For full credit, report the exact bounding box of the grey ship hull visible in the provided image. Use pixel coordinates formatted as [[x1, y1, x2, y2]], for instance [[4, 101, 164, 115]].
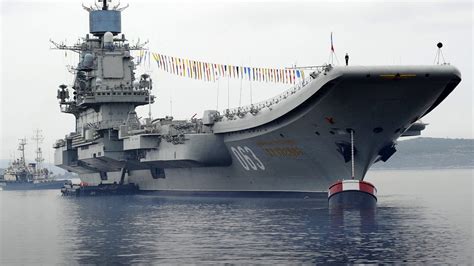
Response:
[[0, 180, 68, 191], [66, 65, 461, 194]]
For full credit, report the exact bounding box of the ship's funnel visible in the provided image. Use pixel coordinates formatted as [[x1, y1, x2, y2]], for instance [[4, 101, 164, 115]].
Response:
[[89, 10, 121, 36]]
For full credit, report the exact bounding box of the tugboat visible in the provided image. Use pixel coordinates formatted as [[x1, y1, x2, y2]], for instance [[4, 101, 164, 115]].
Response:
[[0, 131, 70, 191], [61, 181, 138, 196]]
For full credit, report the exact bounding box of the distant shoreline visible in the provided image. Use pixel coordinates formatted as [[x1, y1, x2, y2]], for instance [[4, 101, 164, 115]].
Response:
[[370, 137, 473, 170], [370, 167, 473, 171]]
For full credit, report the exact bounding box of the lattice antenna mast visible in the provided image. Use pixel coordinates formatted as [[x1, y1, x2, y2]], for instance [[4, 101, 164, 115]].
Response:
[[32, 129, 45, 171], [17, 138, 27, 167]]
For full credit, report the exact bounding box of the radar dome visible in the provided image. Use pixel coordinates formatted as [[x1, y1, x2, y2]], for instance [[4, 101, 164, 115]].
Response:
[[104, 32, 113, 43], [82, 54, 94, 68], [103, 32, 114, 48]]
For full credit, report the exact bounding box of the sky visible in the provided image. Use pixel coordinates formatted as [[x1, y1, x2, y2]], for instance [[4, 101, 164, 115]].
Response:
[[0, 0, 472, 162]]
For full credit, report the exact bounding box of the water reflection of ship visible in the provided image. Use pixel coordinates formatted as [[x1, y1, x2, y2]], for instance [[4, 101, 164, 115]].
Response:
[[329, 205, 377, 232], [0, 130, 69, 190], [58, 196, 428, 264]]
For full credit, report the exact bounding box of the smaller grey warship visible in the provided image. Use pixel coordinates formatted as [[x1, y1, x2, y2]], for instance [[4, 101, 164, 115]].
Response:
[[53, 1, 461, 197], [0, 130, 69, 191]]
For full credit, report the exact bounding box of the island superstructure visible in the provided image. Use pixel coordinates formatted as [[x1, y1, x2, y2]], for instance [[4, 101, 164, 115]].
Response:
[[52, 1, 461, 195]]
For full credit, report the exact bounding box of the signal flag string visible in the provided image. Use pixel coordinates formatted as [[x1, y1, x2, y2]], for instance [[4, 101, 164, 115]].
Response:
[[150, 52, 304, 84]]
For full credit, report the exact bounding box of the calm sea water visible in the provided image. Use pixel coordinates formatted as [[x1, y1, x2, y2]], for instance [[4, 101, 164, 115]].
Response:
[[1, 169, 472, 264]]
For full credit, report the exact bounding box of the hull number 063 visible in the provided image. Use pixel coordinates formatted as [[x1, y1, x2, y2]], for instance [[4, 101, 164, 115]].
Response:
[[231, 146, 265, 171]]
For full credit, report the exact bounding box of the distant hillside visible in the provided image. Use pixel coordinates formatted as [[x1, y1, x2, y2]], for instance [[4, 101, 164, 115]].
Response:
[[1, 138, 472, 174], [372, 137, 473, 170]]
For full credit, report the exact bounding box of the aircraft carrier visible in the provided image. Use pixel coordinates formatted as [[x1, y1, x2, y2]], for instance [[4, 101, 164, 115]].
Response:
[[52, 1, 461, 196]]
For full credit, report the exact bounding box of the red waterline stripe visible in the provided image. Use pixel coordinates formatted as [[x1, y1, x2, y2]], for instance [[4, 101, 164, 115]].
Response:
[[328, 182, 343, 196]]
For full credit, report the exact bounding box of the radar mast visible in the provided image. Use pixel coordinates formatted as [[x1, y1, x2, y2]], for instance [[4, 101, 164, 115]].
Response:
[[32, 129, 45, 175], [102, 0, 109, 10], [17, 138, 27, 168]]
